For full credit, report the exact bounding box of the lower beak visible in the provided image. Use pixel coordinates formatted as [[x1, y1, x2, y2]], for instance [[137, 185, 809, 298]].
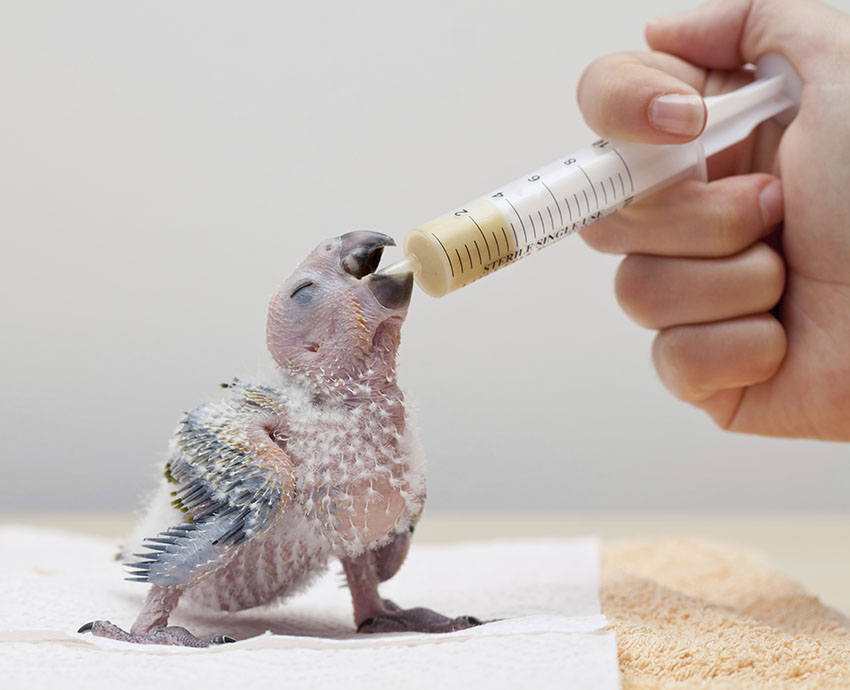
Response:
[[367, 272, 414, 310]]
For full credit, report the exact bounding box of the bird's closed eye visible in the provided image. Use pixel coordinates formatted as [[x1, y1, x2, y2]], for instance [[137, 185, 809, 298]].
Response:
[[290, 282, 315, 304]]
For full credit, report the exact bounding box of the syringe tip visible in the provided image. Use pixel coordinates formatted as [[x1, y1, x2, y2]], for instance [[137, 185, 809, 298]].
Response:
[[379, 255, 420, 277]]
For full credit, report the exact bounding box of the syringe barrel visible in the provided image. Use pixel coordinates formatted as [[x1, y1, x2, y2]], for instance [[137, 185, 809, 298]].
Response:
[[400, 53, 799, 298], [406, 138, 705, 297]]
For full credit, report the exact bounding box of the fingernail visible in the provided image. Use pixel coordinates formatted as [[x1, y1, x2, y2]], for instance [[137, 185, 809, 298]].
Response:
[[759, 180, 783, 227], [649, 94, 705, 137]]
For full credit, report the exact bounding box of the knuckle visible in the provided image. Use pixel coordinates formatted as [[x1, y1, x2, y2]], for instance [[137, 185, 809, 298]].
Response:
[[652, 329, 705, 402], [750, 315, 787, 378], [760, 241, 786, 280], [711, 194, 747, 255], [751, 243, 787, 305], [615, 256, 662, 328], [709, 176, 773, 255], [580, 216, 627, 253]]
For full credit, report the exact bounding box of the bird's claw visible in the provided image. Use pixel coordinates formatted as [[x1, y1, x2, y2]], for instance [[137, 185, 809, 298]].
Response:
[[77, 619, 235, 647], [357, 617, 377, 632], [357, 607, 482, 634]]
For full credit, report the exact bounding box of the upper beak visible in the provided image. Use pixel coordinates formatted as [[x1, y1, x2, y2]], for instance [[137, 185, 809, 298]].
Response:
[[339, 231, 395, 279]]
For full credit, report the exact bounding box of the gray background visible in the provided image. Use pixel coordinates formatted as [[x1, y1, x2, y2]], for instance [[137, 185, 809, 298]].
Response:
[[1, 0, 847, 513]]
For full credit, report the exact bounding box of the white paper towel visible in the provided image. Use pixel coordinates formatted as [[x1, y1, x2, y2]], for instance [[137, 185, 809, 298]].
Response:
[[0, 526, 620, 689]]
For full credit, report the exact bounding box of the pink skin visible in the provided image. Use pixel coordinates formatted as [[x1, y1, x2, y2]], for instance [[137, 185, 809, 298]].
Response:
[[79, 233, 480, 646], [266, 235, 414, 545], [268, 235, 480, 633], [266, 234, 410, 433]]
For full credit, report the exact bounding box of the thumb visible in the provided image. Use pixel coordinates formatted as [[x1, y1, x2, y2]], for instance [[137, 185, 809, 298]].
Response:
[[646, 0, 850, 81]]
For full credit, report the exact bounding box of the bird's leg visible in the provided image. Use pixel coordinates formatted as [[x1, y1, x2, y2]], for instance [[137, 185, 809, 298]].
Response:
[[341, 549, 482, 634], [374, 527, 413, 582], [78, 585, 235, 647]]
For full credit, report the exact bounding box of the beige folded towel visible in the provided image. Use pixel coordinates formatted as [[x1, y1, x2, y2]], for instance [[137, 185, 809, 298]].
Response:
[[601, 539, 850, 690]]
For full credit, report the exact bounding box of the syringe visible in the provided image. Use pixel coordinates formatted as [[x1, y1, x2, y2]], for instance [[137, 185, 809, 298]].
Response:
[[381, 54, 802, 298]]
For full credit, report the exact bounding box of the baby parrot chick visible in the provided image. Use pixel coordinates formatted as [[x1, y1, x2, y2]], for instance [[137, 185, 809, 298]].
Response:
[[79, 232, 480, 646]]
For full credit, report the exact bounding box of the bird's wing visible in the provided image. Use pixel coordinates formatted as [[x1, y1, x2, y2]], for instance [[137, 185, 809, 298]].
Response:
[[127, 381, 294, 588]]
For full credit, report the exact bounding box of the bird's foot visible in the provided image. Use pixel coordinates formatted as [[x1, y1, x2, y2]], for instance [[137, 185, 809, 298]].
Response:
[[356, 602, 482, 634], [78, 620, 235, 647]]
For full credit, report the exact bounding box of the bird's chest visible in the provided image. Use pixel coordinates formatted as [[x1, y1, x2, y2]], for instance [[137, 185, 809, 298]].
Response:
[[287, 404, 414, 552]]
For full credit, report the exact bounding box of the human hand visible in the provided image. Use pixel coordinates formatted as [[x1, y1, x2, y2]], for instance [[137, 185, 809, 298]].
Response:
[[578, 0, 850, 441]]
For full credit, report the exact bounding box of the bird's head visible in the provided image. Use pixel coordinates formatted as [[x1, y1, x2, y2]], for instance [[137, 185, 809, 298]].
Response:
[[266, 232, 413, 388]]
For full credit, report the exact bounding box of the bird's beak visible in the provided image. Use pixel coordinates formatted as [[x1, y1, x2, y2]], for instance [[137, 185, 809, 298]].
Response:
[[339, 231, 413, 310], [366, 271, 413, 310]]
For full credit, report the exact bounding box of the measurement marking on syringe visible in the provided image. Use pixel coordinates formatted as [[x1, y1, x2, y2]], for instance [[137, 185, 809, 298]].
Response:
[[608, 177, 617, 200], [541, 181, 564, 227], [546, 207, 554, 231], [432, 233, 455, 278], [528, 214, 538, 239], [537, 210, 546, 234], [502, 226, 511, 252], [601, 180, 609, 205], [577, 166, 600, 211], [492, 231, 500, 254], [613, 150, 634, 193], [455, 248, 465, 274], [473, 239, 482, 264], [504, 198, 528, 242], [465, 244, 473, 269], [572, 194, 580, 220], [617, 173, 625, 196], [508, 223, 519, 246], [468, 216, 492, 260], [582, 190, 590, 214]]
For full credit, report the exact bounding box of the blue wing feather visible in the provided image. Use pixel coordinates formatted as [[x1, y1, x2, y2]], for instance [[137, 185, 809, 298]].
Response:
[[127, 381, 293, 587]]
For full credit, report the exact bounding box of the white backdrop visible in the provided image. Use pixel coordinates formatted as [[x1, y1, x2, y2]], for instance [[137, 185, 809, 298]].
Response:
[[1, 0, 848, 512]]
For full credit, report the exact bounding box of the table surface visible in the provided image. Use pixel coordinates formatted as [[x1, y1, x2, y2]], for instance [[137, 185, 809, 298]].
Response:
[[3, 512, 848, 616]]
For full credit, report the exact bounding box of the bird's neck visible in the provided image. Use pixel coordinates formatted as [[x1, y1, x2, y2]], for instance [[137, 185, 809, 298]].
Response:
[[280, 364, 403, 412]]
